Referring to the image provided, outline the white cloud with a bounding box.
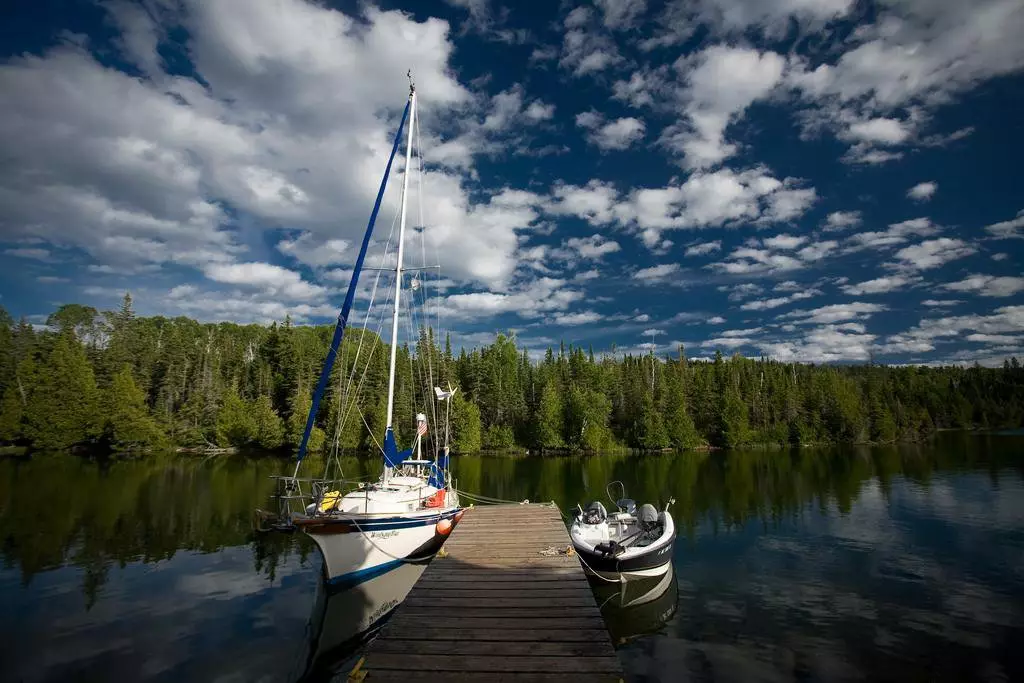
[642,328,667,337]
[842,275,917,295]
[4,247,50,260]
[966,333,1019,345]
[276,232,349,268]
[702,335,754,349]
[547,180,618,226]
[985,210,1024,239]
[711,237,836,275]
[992,253,1009,261]
[740,289,821,310]
[552,234,621,262]
[559,7,623,76]
[553,310,603,325]
[634,263,681,281]
[891,238,976,270]
[443,277,584,319]
[844,218,941,251]
[846,117,911,145]
[922,299,961,307]
[523,101,556,122]
[595,0,648,30]
[608,167,816,248]
[774,280,802,292]
[823,210,862,232]
[573,268,600,282]
[759,324,877,363]
[883,306,1024,354]
[0,0,579,303]
[907,181,938,202]
[684,240,721,257]
[944,275,1024,298]
[720,282,764,301]
[763,234,806,250]
[708,315,726,324]
[782,302,887,325]
[576,111,646,151]
[203,262,327,301]
[662,46,786,169]
[787,0,1024,163]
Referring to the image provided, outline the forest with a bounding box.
[1,295,1023,454]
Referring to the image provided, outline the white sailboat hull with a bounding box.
[300,506,462,586]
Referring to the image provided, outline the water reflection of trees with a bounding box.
[0,453,377,603]
[454,436,1017,539]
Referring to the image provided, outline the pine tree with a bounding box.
[0,386,23,442]
[719,385,750,448]
[217,386,256,447]
[25,333,101,450]
[450,393,482,453]
[251,395,284,449]
[535,381,563,449]
[103,365,167,451]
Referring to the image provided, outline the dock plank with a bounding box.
[362,503,621,681]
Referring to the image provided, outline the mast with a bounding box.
[385,80,416,451]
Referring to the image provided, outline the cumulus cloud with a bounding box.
[576,111,646,151]
[634,263,681,281]
[891,238,976,270]
[822,211,862,232]
[662,45,786,169]
[842,275,917,295]
[782,302,887,325]
[907,181,938,202]
[943,275,1024,298]
[985,210,1024,239]
[684,240,722,257]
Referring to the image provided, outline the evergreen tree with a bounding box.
[103,365,167,451]
[0,386,23,442]
[217,387,256,447]
[450,393,482,453]
[251,395,284,449]
[719,385,751,448]
[535,381,563,449]
[25,333,101,450]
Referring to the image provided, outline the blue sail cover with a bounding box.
[428,451,448,489]
[295,99,411,465]
[383,427,412,469]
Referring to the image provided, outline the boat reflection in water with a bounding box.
[590,564,678,647]
[295,562,426,682]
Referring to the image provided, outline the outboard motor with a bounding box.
[616,498,637,515]
[583,501,608,525]
[638,503,659,533]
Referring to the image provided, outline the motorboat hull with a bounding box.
[295,507,463,587]
[574,526,676,581]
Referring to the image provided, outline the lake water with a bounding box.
[1,433,1022,682]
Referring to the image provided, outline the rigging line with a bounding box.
[337,201,402,434]
[413,113,441,454]
[334,185,403,449]
[295,98,410,469]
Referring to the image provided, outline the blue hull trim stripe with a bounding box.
[311,509,461,532]
[326,559,404,588]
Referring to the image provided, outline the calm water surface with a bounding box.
[1,432,1022,682]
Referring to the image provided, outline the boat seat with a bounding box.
[583,501,607,525]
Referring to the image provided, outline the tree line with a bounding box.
[1,295,1022,454]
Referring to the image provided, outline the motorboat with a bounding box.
[571,482,676,581]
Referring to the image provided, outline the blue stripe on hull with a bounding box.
[326,559,405,589]
[308,508,461,533]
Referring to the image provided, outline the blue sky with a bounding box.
[0,0,1022,365]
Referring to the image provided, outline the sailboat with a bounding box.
[274,76,462,587]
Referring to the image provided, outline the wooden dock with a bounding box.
[359,503,623,682]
